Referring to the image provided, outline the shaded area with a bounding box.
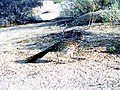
[33,9,120,27]
[17,28,120,55]
[79,32,120,54]
[18,29,89,50]
[15,59,53,64]
[0,0,43,27]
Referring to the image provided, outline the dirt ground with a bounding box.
[0,23,120,90]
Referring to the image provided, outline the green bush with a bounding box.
[108,46,116,53]
[60,0,120,16]
[100,9,120,22]
[0,0,43,26]
[60,0,120,24]
[53,0,63,3]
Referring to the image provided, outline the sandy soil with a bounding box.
[0,23,120,90]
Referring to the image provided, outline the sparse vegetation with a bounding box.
[0,0,43,27]
[53,0,63,3]
[60,0,120,24]
[61,0,120,16]
[107,46,116,53]
[1,0,120,27]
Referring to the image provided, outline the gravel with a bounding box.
[0,23,120,90]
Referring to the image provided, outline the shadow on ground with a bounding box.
[14,26,120,64]
[18,28,120,54]
[15,59,53,64]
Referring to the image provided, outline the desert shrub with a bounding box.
[107,46,116,53]
[61,0,120,16]
[53,0,63,3]
[60,0,120,23]
[100,9,120,22]
[0,0,43,26]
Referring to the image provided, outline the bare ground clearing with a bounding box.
[0,23,120,90]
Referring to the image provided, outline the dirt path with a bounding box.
[0,24,120,90]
